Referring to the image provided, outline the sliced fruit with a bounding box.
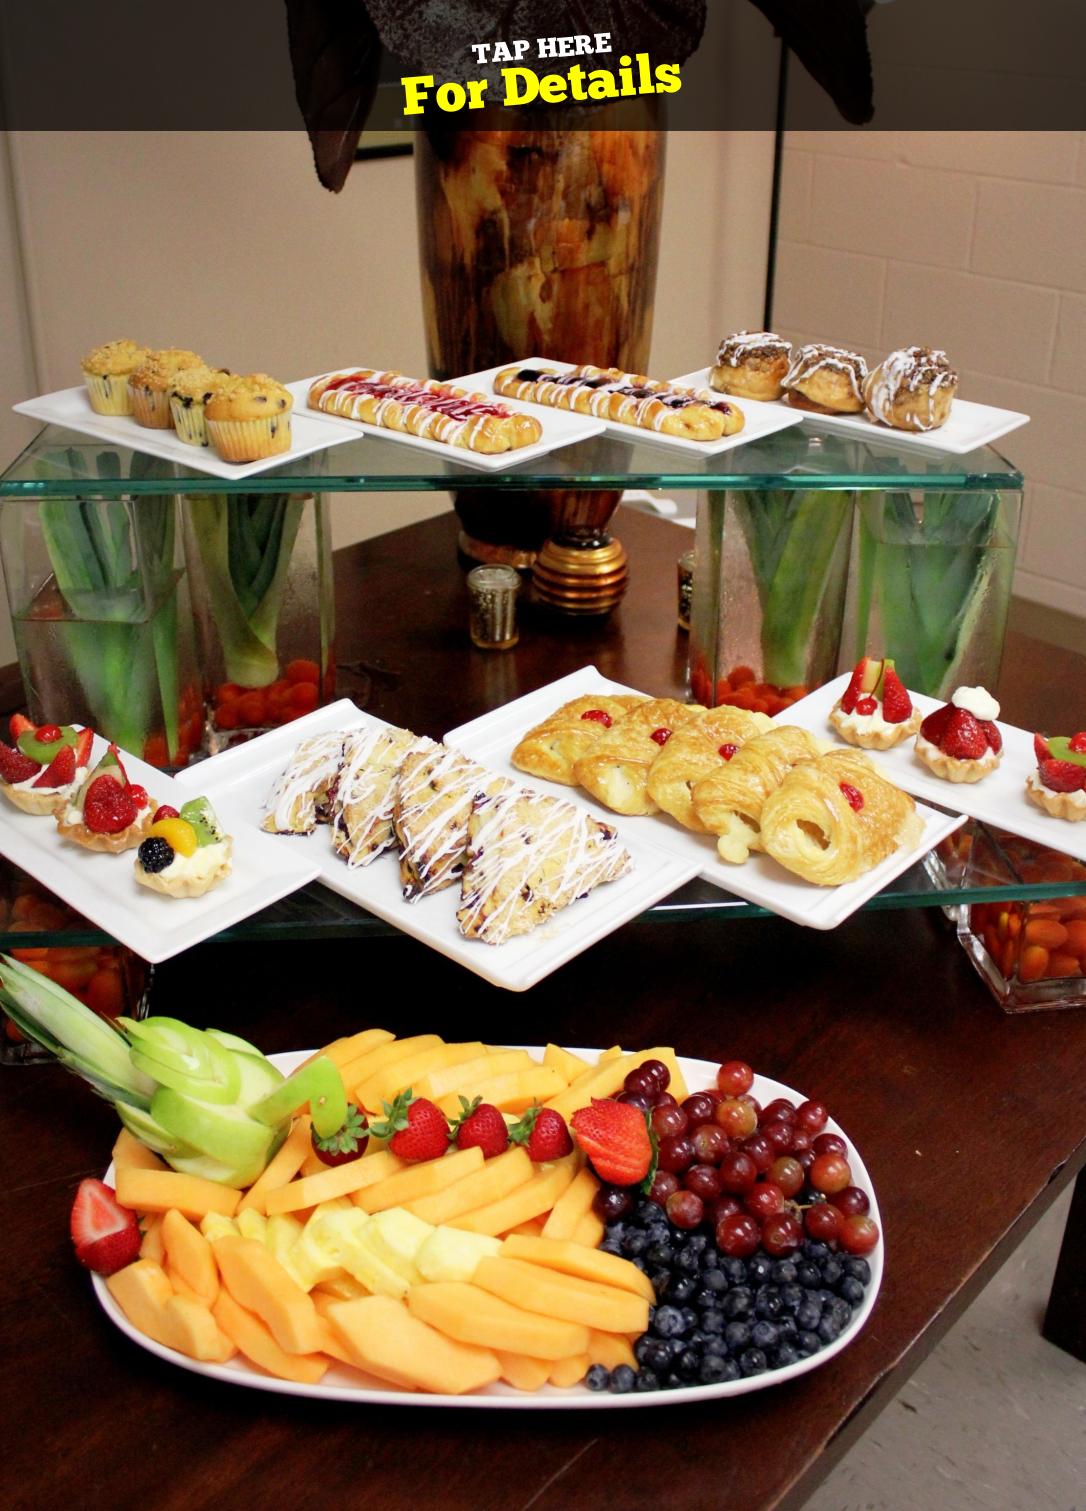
[407,1281,590,1360]
[404,1146,533,1226]
[878,664,912,724]
[499,1234,656,1303]
[124,1017,242,1105]
[16,724,78,765]
[356,1146,485,1215]
[472,1255,650,1334]
[212,1234,324,1354]
[179,796,225,846]
[539,1166,600,1242]
[250,1055,348,1141]
[114,1166,241,1220]
[447,1153,580,1237]
[32,744,76,789]
[325,1294,502,1394]
[570,1098,652,1186]
[147,817,198,856]
[150,1086,277,1174]
[161,1208,219,1306]
[82,774,138,834]
[1048,736,1086,770]
[1039,758,1086,793]
[0,740,41,784]
[212,1288,328,1384]
[70,1177,141,1275]
[414,1226,502,1284]
[264,1148,405,1215]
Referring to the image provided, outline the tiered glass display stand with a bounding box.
[3,420,1078,954]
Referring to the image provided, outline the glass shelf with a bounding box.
[1,422,1024,496]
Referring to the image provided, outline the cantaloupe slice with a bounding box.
[111,1128,168,1173]
[162,1208,218,1306]
[107,1260,177,1349]
[212,1289,328,1384]
[339,1034,443,1098]
[407,1281,589,1361]
[540,1166,599,1241]
[356,1041,487,1109]
[355,1147,485,1215]
[404,1146,533,1226]
[264,1148,405,1215]
[542,1043,588,1083]
[587,1330,637,1371]
[472,1255,650,1334]
[542,1047,687,1121]
[599,1046,624,1062]
[435,1066,564,1117]
[572,1211,605,1248]
[325,1294,501,1395]
[164,1294,235,1363]
[500,1234,655,1303]
[115,1167,240,1220]
[212,1235,323,1354]
[237,1118,312,1214]
[447,1154,580,1237]
[495,1350,552,1392]
[416,1050,536,1102]
[315,1027,395,1070]
[548,1354,590,1388]
[139,1212,166,1264]
[505,1217,548,1239]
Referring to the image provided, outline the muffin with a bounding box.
[711,332,792,402]
[864,347,958,433]
[127,349,205,429]
[205,374,293,462]
[80,339,149,416]
[169,366,233,447]
[781,343,868,415]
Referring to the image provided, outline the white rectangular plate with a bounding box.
[780,675,1086,864]
[13,385,360,480]
[446,667,964,931]
[92,1047,882,1408]
[175,700,700,991]
[672,369,1030,457]
[286,372,605,472]
[0,737,319,963]
[460,360,803,457]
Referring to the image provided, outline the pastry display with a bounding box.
[55,744,155,853]
[691,725,828,863]
[830,656,921,750]
[127,349,205,429]
[493,364,745,440]
[262,730,347,834]
[134,797,233,897]
[168,365,233,448]
[710,332,792,401]
[332,724,432,868]
[308,370,543,454]
[1027,732,1086,822]
[457,780,632,944]
[760,749,922,886]
[780,343,868,415]
[511,694,647,787]
[572,699,705,816]
[863,346,957,433]
[0,716,94,816]
[645,706,774,832]
[393,743,500,901]
[205,374,293,463]
[915,687,1003,783]
[80,339,149,416]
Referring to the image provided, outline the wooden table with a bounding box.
[3,509,1084,1511]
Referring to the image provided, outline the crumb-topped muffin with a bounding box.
[205,373,293,462]
[169,365,233,447]
[81,339,149,415]
[127,349,205,429]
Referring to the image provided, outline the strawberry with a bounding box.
[153,805,180,822]
[854,695,877,716]
[70,1178,140,1275]
[450,1097,509,1158]
[1039,758,1086,793]
[571,1097,652,1186]
[880,666,912,724]
[510,1105,573,1163]
[941,708,988,761]
[32,744,76,789]
[0,739,40,785]
[981,720,1002,755]
[920,702,954,745]
[1070,732,1086,754]
[82,774,138,834]
[9,713,33,742]
[311,1103,368,1166]
[1034,732,1052,765]
[839,658,870,715]
[370,1090,449,1163]
[74,728,94,768]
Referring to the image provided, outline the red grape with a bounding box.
[718,1150,758,1193]
[809,1153,852,1194]
[812,1132,847,1158]
[761,1211,803,1257]
[715,1060,754,1097]
[651,1104,688,1140]
[804,1201,843,1242]
[648,1170,679,1207]
[839,1214,880,1255]
[616,1090,652,1112]
[762,1098,796,1124]
[629,1058,670,1098]
[828,1185,870,1217]
[741,1133,775,1174]
[681,1092,716,1128]
[789,1127,813,1154]
[769,1156,804,1199]
[593,1186,632,1222]
[692,1123,729,1165]
[654,1091,678,1110]
[714,1099,757,1139]
[796,1099,828,1133]
[709,1195,741,1227]
[738,1093,762,1119]
[657,1134,696,1175]
[666,1189,705,1230]
[795,1147,816,1174]
[715,1212,760,1258]
[744,1181,785,1221]
[762,1120,794,1155]
[684,1163,722,1201]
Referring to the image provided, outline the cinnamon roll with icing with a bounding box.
[711,332,792,402]
[863,347,958,432]
[781,344,868,415]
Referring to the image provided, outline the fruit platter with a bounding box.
[1,960,882,1408]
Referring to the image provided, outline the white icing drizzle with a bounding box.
[783,344,867,401]
[393,743,494,899]
[263,730,352,833]
[499,364,734,435]
[313,370,527,451]
[865,347,957,430]
[717,331,790,366]
[457,782,631,944]
[332,726,434,867]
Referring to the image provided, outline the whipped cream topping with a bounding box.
[951,686,1000,721]
[14,767,87,800]
[151,840,229,882]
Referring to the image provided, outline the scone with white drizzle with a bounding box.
[262,730,349,834]
[135,797,232,898]
[457,779,632,944]
[332,724,432,867]
[915,686,1003,783]
[393,743,502,901]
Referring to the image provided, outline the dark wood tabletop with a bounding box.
[3,508,1084,1511]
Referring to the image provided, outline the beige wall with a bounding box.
[0,128,772,667]
[775,131,1086,619]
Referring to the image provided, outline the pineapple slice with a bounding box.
[415,1226,503,1284]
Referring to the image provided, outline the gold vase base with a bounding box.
[457,531,539,571]
[532,537,629,615]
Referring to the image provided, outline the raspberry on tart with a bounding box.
[829,657,920,750]
[914,687,1002,784]
[1026,732,1086,821]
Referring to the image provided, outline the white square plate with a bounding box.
[672,369,1030,457]
[459,360,803,457]
[13,385,360,481]
[176,700,701,992]
[0,736,320,963]
[446,667,965,931]
[286,372,605,472]
[92,1047,883,1408]
[780,675,1086,864]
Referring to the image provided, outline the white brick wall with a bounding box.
[776,131,1086,618]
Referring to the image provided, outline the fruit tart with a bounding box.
[1027,732,1086,821]
[0,716,95,816]
[830,656,920,750]
[55,744,155,852]
[915,687,1003,783]
[135,797,233,896]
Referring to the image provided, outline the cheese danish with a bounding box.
[309,370,543,454]
[646,706,774,831]
[691,725,828,863]
[512,694,647,787]
[573,699,705,816]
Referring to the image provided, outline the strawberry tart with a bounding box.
[56,744,155,852]
[830,656,920,750]
[0,716,95,816]
[915,687,1003,783]
[1027,732,1086,822]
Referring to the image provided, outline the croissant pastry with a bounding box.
[573,699,705,816]
[493,364,744,441]
[691,725,827,862]
[512,694,647,787]
[646,707,774,832]
[760,750,922,886]
[309,369,542,454]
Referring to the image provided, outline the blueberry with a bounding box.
[777,1317,798,1344]
[687,1234,709,1256]
[653,1305,687,1339]
[702,1269,727,1293]
[634,1368,660,1392]
[610,1364,636,1394]
[701,1308,725,1335]
[664,1371,685,1389]
[838,1277,865,1308]
[817,1314,842,1345]
[747,1254,772,1286]
[700,1248,720,1271]
[717,1357,742,1383]
[622,1230,648,1258]
[694,1286,720,1311]
[646,1242,673,1268]
[820,1257,843,1287]
[650,1268,671,1297]
[631,1257,648,1273]
[676,1248,699,1275]
[796,1261,821,1288]
[795,1300,821,1332]
[636,1200,660,1225]
[721,1257,747,1286]
[643,1338,672,1374]
[771,1341,800,1369]
[804,1241,831,1262]
[722,1286,753,1319]
[772,1259,798,1284]
[680,1307,699,1334]
[844,1257,871,1284]
[830,1298,852,1330]
[779,1284,804,1314]
[724,1321,751,1352]
[796,1330,822,1357]
[751,1320,779,1350]
[704,1335,728,1357]
[585,1364,610,1391]
[698,1354,733,1384]
[738,1347,768,1377]
[755,1288,783,1320]
[677,1347,702,1379]
[669,1276,696,1305]
[600,1240,623,1257]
